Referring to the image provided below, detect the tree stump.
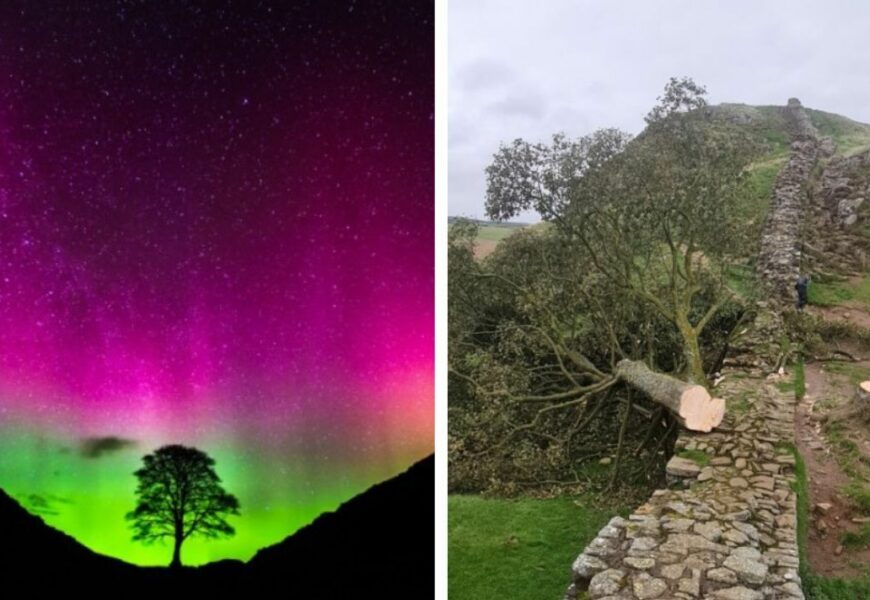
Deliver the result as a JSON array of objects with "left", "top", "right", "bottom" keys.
[{"left": 857, "top": 381, "right": 870, "bottom": 405}]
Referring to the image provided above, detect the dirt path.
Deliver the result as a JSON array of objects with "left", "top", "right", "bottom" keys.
[
  {"left": 810, "top": 302, "right": 870, "bottom": 329},
  {"left": 797, "top": 358, "right": 870, "bottom": 577}
]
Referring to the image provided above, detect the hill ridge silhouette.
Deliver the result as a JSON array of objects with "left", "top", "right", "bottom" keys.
[{"left": 1, "top": 453, "right": 434, "bottom": 595}]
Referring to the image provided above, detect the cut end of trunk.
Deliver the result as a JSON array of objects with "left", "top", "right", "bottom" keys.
[
  {"left": 857, "top": 381, "right": 870, "bottom": 402},
  {"left": 678, "top": 386, "right": 725, "bottom": 432},
  {"left": 860, "top": 381, "right": 870, "bottom": 394}
]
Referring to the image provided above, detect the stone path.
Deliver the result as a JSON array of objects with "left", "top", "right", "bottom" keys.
[{"left": 566, "top": 373, "right": 803, "bottom": 599}]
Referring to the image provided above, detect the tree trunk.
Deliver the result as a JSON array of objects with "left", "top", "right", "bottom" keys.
[
  {"left": 615, "top": 359, "right": 724, "bottom": 432},
  {"left": 857, "top": 381, "right": 870, "bottom": 404},
  {"left": 170, "top": 534, "right": 182, "bottom": 568},
  {"left": 676, "top": 318, "right": 707, "bottom": 385}
]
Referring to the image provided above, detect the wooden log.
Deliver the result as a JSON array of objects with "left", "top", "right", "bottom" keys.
[
  {"left": 857, "top": 381, "right": 870, "bottom": 404},
  {"left": 615, "top": 359, "right": 725, "bottom": 432}
]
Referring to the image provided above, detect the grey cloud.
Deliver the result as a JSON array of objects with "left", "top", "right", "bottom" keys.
[
  {"left": 449, "top": 0, "right": 870, "bottom": 220},
  {"left": 488, "top": 88, "right": 547, "bottom": 119},
  {"left": 19, "top": 492, "right": 73, "bottom": 516},
  {"left": 455, "top": 58, "right": 515, "bottom": 92},
  {"left": 80, "top": 436, "right": 137, "bottom": 459}
]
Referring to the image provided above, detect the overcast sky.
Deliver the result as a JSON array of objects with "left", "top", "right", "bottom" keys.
[{"left": 449, "top": 0, "right": 870, "bottom": 222}]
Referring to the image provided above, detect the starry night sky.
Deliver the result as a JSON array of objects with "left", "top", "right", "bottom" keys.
[{"left": 0, "top": 1, "right": 432, "bottom": 565}]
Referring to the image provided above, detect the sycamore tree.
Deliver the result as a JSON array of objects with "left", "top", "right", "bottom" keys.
[
  {"left": 448, "top": 79, "right": 755, "bottom": 492},
  {"left": 484, "top": 77, "right": 754, "bottom": 385},
  {"left": 126, "top": 445, "right": 240, "bottom": 568}
]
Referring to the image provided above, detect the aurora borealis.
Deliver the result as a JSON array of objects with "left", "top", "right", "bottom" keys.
[{"left": 0, "top": 0, "right": 433, "bottom": 565}]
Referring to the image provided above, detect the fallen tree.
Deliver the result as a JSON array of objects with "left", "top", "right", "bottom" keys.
[{"left": 615, "top": 359, "right": 724, "bottom": 432}]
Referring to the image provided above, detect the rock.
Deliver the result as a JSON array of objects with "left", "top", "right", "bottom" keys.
[
  {"left": 750, "top": 476, "right": 775, "bottom": 491},
  {"left": 711, "top": 456, "right": 732, "bottom": 466},
  {"left": 724, "top": 510, "right": 751, "bottom": 522},
  {"left": 598, "top": 518, "right": 626, "bottom": 540},
  {"left": 677, "top": 568, "right": 701, "bottom": 597},
  {"left": 814, "top": 502, "right": 832, "bottom": 514},
  {"left": 707, "top": 567, "right": 738, "bottom": 584},
  {"left": 588, "top": 568, "right": 625, "bottom": 597},
  {"left": 667, "top": 456, "right": 702, "bottom": 478},
  {"left": 599, "top": 457, "right": 612, "bottom": 466},
  {"left": 712, "top": 586, "right": 764, "bottom": 600},
  {"left": 778, "top": 581, "right": 804, "bottom": 596},
  {"left": 662, "top": 518, "right": 694, "bottom": 533},
  {"left": 572, "top": 553, "right": 608, "bottom": 579},
  {"left": 628, "top": 537, "right": 659, "bottom": 554},
  {"left": 731, "top": 521, "right": 760, "bottom": 542},
  {"left": 632, "top": 572, "right": 667, "bottom": 599},
  {"left": 775, "top": 514, "right": 795, "bottom": 528},
  {"left": 735, "top": 458, "right": 747, "bottom": 469},
  {"left": 657, "top": 533, "right": 729, "bottom": 555},
  {"left": 723, "top": 547, "right": 768, "bottom": 585},
  {"left": 660, "top": 563, "right": 684, "bottom": 579},
  {"left": 586, "top": 536, "right": 620, "bottom": 558},
  {"left": 729, "top": 477, "right": 749, "bottom": 488},
  {"left": 723, "top": 528, "right": 750, "bottom": 545},
  {"left": 623, "top": 556, "right": 655, "bottom": 570},
  {"left": 835, "top": 544, "right": 843, "bottom": 556},
  {"left": 694, "top": 521, "right": 723, "bottom": 542}
]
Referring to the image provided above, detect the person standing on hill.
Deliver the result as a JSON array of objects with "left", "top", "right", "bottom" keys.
[{"left": 795, "top": 274, "right": 810, "bottom": 310}]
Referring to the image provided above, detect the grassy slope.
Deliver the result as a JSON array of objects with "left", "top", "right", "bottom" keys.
[{"left": 448, "top": 495, "right": 628, "bottom": 600}]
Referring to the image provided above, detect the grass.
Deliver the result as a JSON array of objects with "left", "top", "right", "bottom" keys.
[
  {"left": 476, "top": 225, "right": 525, "bottom": 242},
  {"left": 840, "top": 524, "right": 870, "bottom": 549},
  {"left": 820, "top": 361, "right": 870, "bottom": 387},
  {"left": 807, "top": 109, "right": 870, "bottom": 155},
  {"left": 843, "top": 481, "right": 870, "bottom": 515},
  {"left": 676, "top": 449, "right": 710, "bottom": 466},
  {"left": 778, "top": 380, "right": 796, "bottom": 393},
  {"left": 448, "top": 494, "right": 629, "bottom": 600},
  {"left": 808, "top": 275, "right": 870, "bottom": 307},
  {"left": 795, "top": 357, "right": 806, "bottom": 400},
  {"left": 725, "top": 263, "right": 757, "bottom": 299},
  {"left": 728, "top": 389, "right": 753, "bottom": 416}
]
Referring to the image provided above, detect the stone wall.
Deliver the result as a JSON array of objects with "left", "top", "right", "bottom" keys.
[
  {"left": 756, "top": 99, "right": 820, "bottom": 301},
  {"left": 814, "top": 148, "right": 870, "bottom": 228},
  {"left": 565, "top": 373, "right": 803, "bottom": 600}
]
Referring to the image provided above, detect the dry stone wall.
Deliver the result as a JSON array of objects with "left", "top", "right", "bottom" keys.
[
  {"left": 756, "top": 99, "right": 819, "bottom": 300},
  {"left": 565, "top": 373, "right": 803, "bottom": 600}
]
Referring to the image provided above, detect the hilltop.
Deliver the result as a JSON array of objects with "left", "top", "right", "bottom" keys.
[{"left": 453, "top": 103, "right": 870, "bottom": 260}]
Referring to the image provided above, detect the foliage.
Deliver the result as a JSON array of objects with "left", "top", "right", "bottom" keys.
[
  {"left": 483, "top": 77, "right": 756, "bottom": 384},
  {"left": 449, "top": 78, "right": 756, "bottom": 493},
  {"left": 126, "top": 444, "right": 240, "bottom": 567},
  {"left": 448, "top": 220, "right": 680, "bottom": 493},
  {"left": 448, "top": 494, "right": 629, "bottom": 600}
]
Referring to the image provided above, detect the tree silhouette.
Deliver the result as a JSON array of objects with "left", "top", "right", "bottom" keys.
[{"left": 126, "top": 444, "right": 240, "bottom": 568}]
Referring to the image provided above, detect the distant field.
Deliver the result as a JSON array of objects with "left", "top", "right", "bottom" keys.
[
  {"left": 448, "top": 219, "right": 530, "bottom": 258},
  {"left": 476, "top": 225, "right": 523, "bottom": 242}
]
